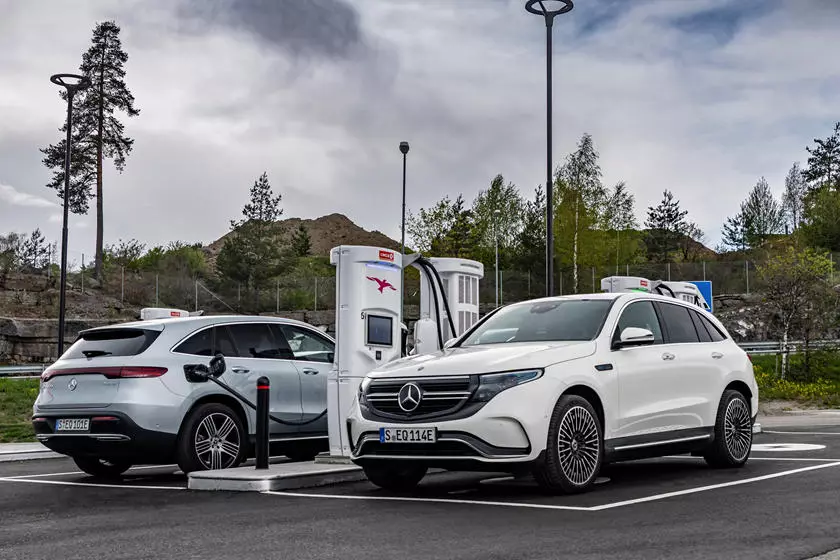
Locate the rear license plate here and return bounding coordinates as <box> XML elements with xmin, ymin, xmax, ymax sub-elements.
<box><xmin>55</xmin><ymin>418</ymin><xmax>90</xmax><ymax>432</ymax></box>
<box><xmin>379</xmin><ymin>427</ymin><xmax>436</xmax><ymax>443</ymax></box>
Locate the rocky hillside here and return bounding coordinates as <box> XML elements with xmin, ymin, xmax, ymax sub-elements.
<box><xmin>207</xmin><ymin>213</ymin><xmax>401</xmax><ymax>258</ymax></box>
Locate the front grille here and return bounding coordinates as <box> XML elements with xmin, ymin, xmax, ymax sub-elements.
<box><xmin>365</xmin><ymin>376</ymin><xmax>474</xmax><ymax>420</ymax></box>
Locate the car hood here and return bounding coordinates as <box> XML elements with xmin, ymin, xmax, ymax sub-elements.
<box><xmin>368</xmin><ymin>340</ymin><xmax>597</xmax><ymax>378</ymax></box>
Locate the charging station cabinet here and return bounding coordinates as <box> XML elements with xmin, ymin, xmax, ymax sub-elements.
<box><xmin>327</xmin><ymin>245</ymin><xmax>403</xmax><ymax>458</ymax></box>
<box><xmin>418</xmin><ymin>257</ymin><xmax>484</xmax><ymax>344</ymax></box>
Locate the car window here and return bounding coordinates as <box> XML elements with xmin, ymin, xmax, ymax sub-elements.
<box><xmin>173</xmin><ymin>328</ymin><xmax>213</xmax><ymax>356</ymax></box>
<box><xmin>657</xmin><ymin>303</ymin><xmax>700</xmax><ymax>344</ymax></box>
<box><xmin>460</xmin><ymin>299</ymin><xmax>613</xmax><ymax>346</ymax></box>
<box><xmin>213</xmin><ymin>326</ymin><xmax>238</xmax><ymax>357</ymax></box>
<box><xmin>226</xmin><ymin>323</ymin><xmax>294</xmax><ymax>359</ymax></box>
<box><xmin>689</xmin><ymin>310</ymin><xmax>712</xmax><ymax>343</ymax></box>
<box><xmin>699</xmin><ymin>314</ymin><xmax>727</xmax><ymax>342</ymax></box>
<box><xmin>64</xmin><ymin>328</ymin><xmax>161</xmax><ymax>359</ymax></box>
<box><xmin>277</xmin><ymin>325</ymin><xmax>334</xmax><ymax>363</ymax></box>
<box><xmin>613</xmin><ymin>301</ymin><xmax>663</xmax><ymax>345</ymax></box>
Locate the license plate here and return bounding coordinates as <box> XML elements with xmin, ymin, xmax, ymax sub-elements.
<box><xmin>55</xmin><ymin>418</ymin><xmax>90</xmax><ymax>432</ymax></box>
<box><xmin>379</xmin><ymin>427</ymin><xmax>436</xmax><ymax>443</ymax></box>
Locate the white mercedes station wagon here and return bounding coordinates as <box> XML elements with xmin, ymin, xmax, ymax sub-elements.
<box><xmin>347</xmin><ymin>292</ymin><xmax>758</xmax><ymax>494</ymax></box>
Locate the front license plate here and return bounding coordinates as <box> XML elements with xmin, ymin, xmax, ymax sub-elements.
<box><xmin>379</xmin><ymin>427</ymin><xmax>436</xmax><ymax>443</ymax></box>
<box><xmin>55</xmin><ymin>418</ymin><xmax>90</xmax><ymax>432</ymax></box>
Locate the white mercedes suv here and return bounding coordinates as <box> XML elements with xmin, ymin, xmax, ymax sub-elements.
<box><xmin>347</xmin><ymin>292</ymin><xmax>758</xmax><ymax>494</ymax></box>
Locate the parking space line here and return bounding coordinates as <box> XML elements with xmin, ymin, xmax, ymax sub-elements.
<box><xmin>664</xmin><ymin>455</ymin><xmax>840</xmax><ymax>462</ymax></box>
<box><xmin>0</xmin><ymin>477</ymin><xmax>184</xmax><ymax>490</ymax></box>
<box><xmin>1</xmin><ymin>464</ymin><xmax>179</xmax><ymax>480</ymax></box>
<box><xmin>763</xmin><ymin>431</ymin><xmax>840</xmax><ymax>436</ymax></box>
<box><xmin>589</xmin><ymin>461</ymin><xmax>840</xmax><ymax>511</ymax></box>
<box><xmin>264</xmin><ymin>490</ymin><xmax>594</xmax><ymax>511</ymax></box>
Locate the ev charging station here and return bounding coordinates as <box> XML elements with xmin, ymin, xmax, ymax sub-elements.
<box><xmin>414</xmin><ymin>257</ymin><xmax>484</xmax><ymax>355</ymax></box>
<box><xmin>325</xmin><ymin>246</ymin><xmax>484</xmax><ymax>459</ymax></box>
<box><xmin>601</xmin><ymin>275</ymin><xmax>712</xmax><ymax>312</ymax></box>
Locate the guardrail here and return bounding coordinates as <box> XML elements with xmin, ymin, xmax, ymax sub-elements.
<box><xmin>0</xmin><ymin>364</ymin><xmax>47</xmax><ymax>378</ymax></box>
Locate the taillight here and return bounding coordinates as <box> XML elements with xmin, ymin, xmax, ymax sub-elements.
<box><xmin>41</xmin><ymin>366</ymin><xmax>167</xmax><ymax>381</ymax></box>
<box><xmin>747</xmin><ymin>354</ymin><xmax>752</xmax><ymax>362</ymax></box>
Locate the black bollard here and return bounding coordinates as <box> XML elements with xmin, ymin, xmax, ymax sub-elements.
<box><xmin>256</xmin><ymin>376</ymin><xmax>270</xmax><ymax>470</ymax></box>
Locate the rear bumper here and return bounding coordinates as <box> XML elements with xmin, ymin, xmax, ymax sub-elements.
<box><xmin>31</xmin><ymin>411</ymin><xmax>177</xmax><ymax>463</ymax></box>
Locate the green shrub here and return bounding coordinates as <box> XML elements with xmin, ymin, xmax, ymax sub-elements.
<box><xmin>753</xmin><ymin>364</ymin><xmax>840</xmax><ymax>406</ymax></box>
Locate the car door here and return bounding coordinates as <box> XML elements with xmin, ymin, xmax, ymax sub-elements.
<box><xmin>651</xmin><ymin>302</ymin><xmax>711</xmax><ymax>431</ymax></box>
<box><xmin>224</xmin><ymin>323</ymin><xmax>303</xmax><ymax>437</ymax></box>
<box><xmin>610</xmin><ymin>300</ymin><xmax>674</xmax><ymax>439</ymax></box>
<box><xmin>689</xmin><ymin>308</ymin><xmax>732</xmax><ymax>423</ymax></box>
<box><xmin>274</xmin><ymin>324</ymin><xmax>333</xmax><ymax>437</ymax></box>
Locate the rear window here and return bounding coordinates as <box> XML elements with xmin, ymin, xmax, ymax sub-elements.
<box><xmin>62</xmin><ymin>328</ymin><xmax>161</xmax><ymax>359</ymax></box>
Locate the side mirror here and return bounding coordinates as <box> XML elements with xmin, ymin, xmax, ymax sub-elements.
<box><xmin>616</xmin><ymin>327</ymin><xmax>655</xmax><ymax>349</ymax></box>
<box><xmin>208</xmin><ymin>353</ymin><xmax>226</xmax><ymax>377</ymax></box>
<box><xmin>443</xmin><ymin>337</ymin><xmax>458</xmax><ymax>349</ymax></box>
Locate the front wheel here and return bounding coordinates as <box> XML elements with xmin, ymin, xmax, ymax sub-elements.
<box><xmin>533</xmin><ymin>394</ymin><xmax>604</xmax><ymax>494</ymax></box>
<box><xmin>704</xmin><ymin>390</ymin><xmax>752</xmax><ymax>468</ymax></box>
<box><xmin>73</xmin><ymin>457</ymin><xmax>132</xmax><ymax>479</ymax></box>
<box><xmin>176</xmin><ymin>403</ymin><xmax>246</xmax><ymax>474</ymax></box>
<box><xmin>363</xmin><ymin>463</ymin><xmax>427</xmax><ymax>491</ymax></box>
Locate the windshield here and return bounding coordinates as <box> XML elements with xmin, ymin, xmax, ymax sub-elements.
<box><xmin>460</xmin><ymin>299</ymin><xmax>613</xmax><ymax>346</ymax></box>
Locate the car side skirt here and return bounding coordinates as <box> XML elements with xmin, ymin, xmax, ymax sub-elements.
<box><xmin>604</xmin><ymin>427</ymin><xmax>714</xmax><ymax>463</ymax></box>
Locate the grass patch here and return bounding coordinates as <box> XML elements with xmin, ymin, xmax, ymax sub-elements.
<box><xmin>0</xmin><ymin>378</ymin><xmax>39</xmax><ymax>443</ymax></box>
<box><xmin>754</xmin><ymin>366</ymin><xmax>840</xmax><ymax>407</ymax></box>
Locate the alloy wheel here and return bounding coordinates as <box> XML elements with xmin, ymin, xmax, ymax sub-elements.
<box><xmin>194</xmin><ymin>412</ymin><xmax>241</xmax><ymax>470</ymax></box>
<box><xmin>724</xmin><ymin>397</ymin><xmax>752</xmax><ymax>461</ymax></box>
<box><xmin>557</xmin><ymin>405</ymin><xmax>600</xmax><ymax>486</ymax></box>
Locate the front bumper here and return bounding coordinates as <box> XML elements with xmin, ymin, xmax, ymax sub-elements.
<box><xmin>31</xmin><ymin>411</ymin><xmax>177</xmax><ymax>463</ymax></box>
<box><xmin>347</xmin><ymin>378</ymin><xmax>557</xmax><ymax>468</ymax></box>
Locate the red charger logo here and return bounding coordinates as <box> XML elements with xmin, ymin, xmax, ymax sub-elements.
<box><xmin>170</xmin><ymin>311</ymin><xmax>181</xmax><ymax>317</ymax></box>
<box><xmin>640</xmin><ymin>280</ymin><xmax>648</xmax><ymax>287</ymax></box>
<box><xmin>379</xmin><ymin>250</ymin><xmax>394</xmax><ymax>262</ymax></box>
<box><xmin>367</xmin><ymin>276</ymin><xmax>397</xmax><ymax>294</ymax></box>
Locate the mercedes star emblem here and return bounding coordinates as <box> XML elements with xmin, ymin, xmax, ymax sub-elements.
<box><xmin>397</xmin><ymin>382</ymin><xmax>422</xmax><ymax>412</ymax></box>
<box><xmin>68</xmin><ymin>378</ymin><xmax>78</xmax><ymax>391</ymax></box>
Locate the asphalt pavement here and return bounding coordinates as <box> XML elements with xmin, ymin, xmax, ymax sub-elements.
<box><xmin>1</xmin><ymin>427</ymin><xmax>839</xmax><ymax>560</ymax></box>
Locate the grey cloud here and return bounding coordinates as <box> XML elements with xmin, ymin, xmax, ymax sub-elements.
<box><xmin>177</xmin><ymin>0</ymin><xmax>368</xmax><ymax>59</ymax></box>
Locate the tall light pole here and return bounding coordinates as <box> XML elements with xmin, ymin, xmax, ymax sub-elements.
<box><xmin>50</xmin><ymin>73</ymin><xmax>90</xmax><ymax>358</ymax></box>
<box><xmin>525</xmin><ymin>0</ymin><xmax>574</xmax><ymax>297</ymax></box>
<box><xmin>494</xmin><ymin>209</ymin><xmax>501</xmax><ymax>308</ymax></box>
<box><xmin>399</xmin><ymin>141</ymin><xmax>410</xmax><ymax>322</ymax></box>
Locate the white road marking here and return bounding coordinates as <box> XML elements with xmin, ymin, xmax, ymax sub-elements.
<box><xmin>1</xmin><ymin>464</ymin><xmax>180</xmax><ymax>480</ymax></box>
<box><xmin>264</xmin><ymin>490</ymin><xmax>593</xmax><ymax>511</ymax></box>
<box><xmin>589</xmin><ymin>461</ymin><xmax>840</xmax><ymax>511</ymax></box>
<box><xmin>265</xmin><ymin>461</ymin><xmax>840</xmax><ymax>512</ymax></box>
<box><xmin>763</xmin><ymin>431</ymin><xmax>840</xmax><ymax>436</ymax></box>
<box><xmin>0</xmin><ymin>477</ymin><xmax>184</xmax><ymax>490</ymax></box>
<box><xmin>663</xmin><ymin>455</ymin><xmax>840</xmax><ymax>462</ymax></box>
<box><xmin>751</xmin><ymin>443</ymin><xmax>826</xmax><ymax>452</ymax></box>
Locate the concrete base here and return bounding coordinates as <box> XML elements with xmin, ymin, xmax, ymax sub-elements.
<box><xmin>188</xmin><ymin>461</ymin><xmax>366</xmax><ymax>492</ymax></box>
<box><xmin>0</xmin><ymin>443</ymin><xmax>63</xmax><ymax>463</ymax></box>
<box><xmin>313</xmin><ymin>453</ymin><xmax>354</xmax><ymax>465</ymax></box>
<box><xmin>753</xmin><ymin>422</ymin><xmax>762</xmax><ymax>434</ymax></box>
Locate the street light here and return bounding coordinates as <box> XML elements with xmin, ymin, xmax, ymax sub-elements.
<box><xmin>50</xmin><ymin>73</ymin><xmax>90</xmax><ymax>358</ymax></box>
<box><xmin>494</xmin><ymin>209</ymin><xmax>501</xmax><ymax>308</ymax></box>
<box><xmin>525</xmin><ymin>0</ymin><xmax>574</xmax><ymax>297</ymax></box>
<box><xmin>399</xmin><ymin>141</ymin><xmax>409</xmax><ymax>322</ymax></box>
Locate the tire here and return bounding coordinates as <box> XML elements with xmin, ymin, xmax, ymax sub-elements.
<box><xmin>533</xmin><ymin>394</ymin><xmax>604</xmax><ymax>494</ymax></box>
<box><xmin>363</xmin><ymin>463</ymin><xmax>427</xmax><ymax>491</ymax></box>
<box><xmin>704</xmin><ymin>389</ymin><xmax>752</xmax><ymax>468</ymax></box>
<box><xmin>176</xmin><ymin>403</ymin><xmax>246</xmax><ymax>474</ymax></box>
<box><xmin>73</xmin><ymin>456</ymin><xmax>132</xmax><ymax>479</ymax></box>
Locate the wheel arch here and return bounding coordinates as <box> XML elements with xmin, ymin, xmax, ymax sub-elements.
<box><xmin>724</xmin><ymin>380</ymin><xmax>753</xmax><ymax>412</ymax></box>
<box><xmin>560</xmin><ymin>384</ymin><xmax>605</xmax><ymax>432</ymax></box>
<box><xmin>179</xmin><ymin>393</ymin><xmax>251</xmax><ymax>440</ymax></box>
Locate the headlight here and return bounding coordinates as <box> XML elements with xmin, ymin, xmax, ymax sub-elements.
<box><xmin>470</xmin><ymin>369</ymin><xmax>543</xmax><ymax>403</ymax></box>
<box><xmin>358</xmin><ymin>376</ymin><xmax>373</xmax><ymax>404</ymax></box>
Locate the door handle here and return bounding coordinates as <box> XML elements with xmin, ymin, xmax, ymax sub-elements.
<box><xmin>711</xmin><ymin>352</ymin><xmax>724</xmax><ymax>359</ymax></box>
<box><xmin>302</xmin><ymin>368</ymin><xmax>319</xmax><ymax>375</ymax></box>
<box><xmin>661</xmin><ymin>352</ymin><xmax>675</xmax><ymax>361</ymax></box>
<box><xmin>231</xmin><ymin>367</ymin><xmax>250</xmax><ymax>374</ymax></box>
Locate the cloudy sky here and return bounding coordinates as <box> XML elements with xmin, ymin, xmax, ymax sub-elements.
<box><xmin>1</xmin><ymin>0</ymin><xmax>839</xmax><ymax>265</ymax></box>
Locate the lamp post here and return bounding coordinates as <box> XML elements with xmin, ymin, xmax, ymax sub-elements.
<box><xmin>525</xmin><ymin>0</ymin><xmax>574</xmax><ymax>297</ymax></box>
<box><xmin>399</xmin><ymin>141</ymin><xmax>409</xmax><ymax>322</ymax></box>
<box><xmin>494</xmin><ymin>209</ymin><xmax>501</xmax><ymax>308</ymax></box>
<box><xmin>50</xmin><ymin>73</ymin><xmax>90</xmax><ymax>358</ymax></box>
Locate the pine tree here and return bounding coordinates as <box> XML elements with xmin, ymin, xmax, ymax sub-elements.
<box><xmin>741</xmin><ymin>176</ymin><xmax>784</xmax><ymax>247</ymax></box>
<box><xmin>644</xmin><ymin>190</ymin><xmax>687</xmax><ymax>262</ymax></box>
<box><xmin>217</xmin><ymin>172</ymin><xmax>285</xmax><ymax>311</ymax></box>
<box><xmin>21</xmin><ymin>229</ymin><xmax>49</xmax><ymax>270</ymax></box>
<box><xmin>40</xmin><ymin>21</ymin><xmax>140</xmax><ymax>280</ymax></box>
<box><xmin>804</xmin><ymin>122</ymin><xmax>840</xmax><ymax>191</ymax></box>
<box><xmin>515</xmin><ymin>186</ymin><xmax>546</xmax><ymax>288</ymax></box>
<box><xmin>783</xmin><ymin>162</ymin><xmax>807</xmax><ymax>231</ymax></box>
<box><xmin>721</xmin><ymin>212</ymin><xmax>748</xmax><ymax>252</ymax></box>
<box><xmin>291</xmin><ymin>224</ymin><xmax>311</xmax><ymax>257</ymax></box>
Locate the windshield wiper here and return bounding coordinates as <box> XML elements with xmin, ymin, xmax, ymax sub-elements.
<box><xmin>81</xmin><ymin>350</ymin><xmax>112</xmax><ymax>358</ymax></box>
